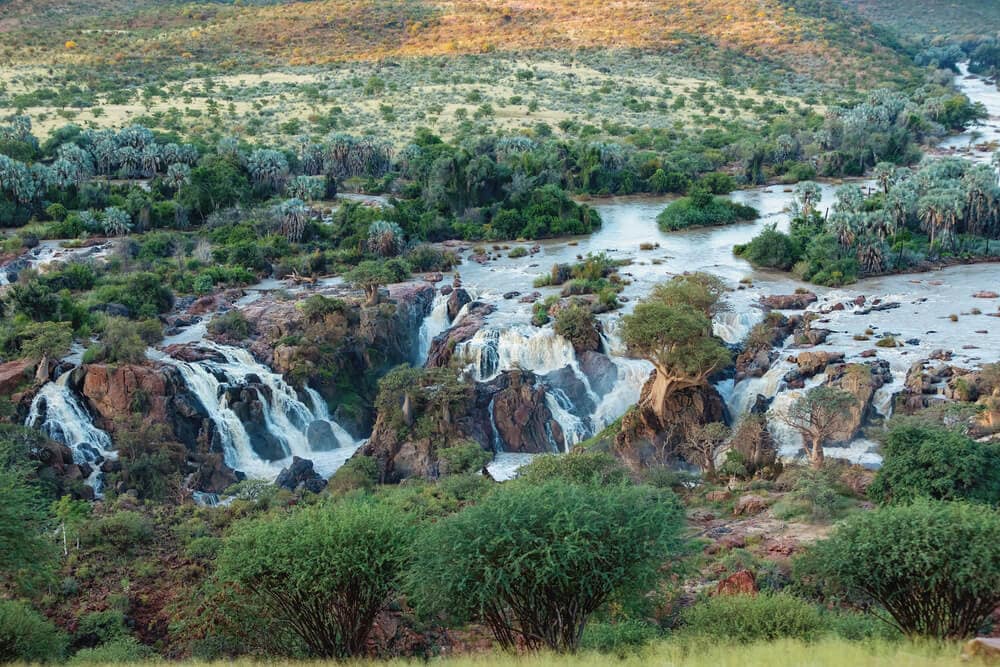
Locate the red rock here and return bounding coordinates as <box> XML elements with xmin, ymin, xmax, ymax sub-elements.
<box><xmin>761</xmin><ymin>292</ymin><xmax>817</xmax><ymax>310</ymax></box>
<box><xmin>734</xmin><ymin>494</ymin><xmax>769</xmax><ymax>516</ymax></box>
<box><xmin>0</xmin><ymin>359</ymin><xmax>32</xmax><ymax>395</ymax></box>
<box><xmin>764</xmin><ymin>538</ymin><xmax>798</xmax><ymax>558</ymax></box>
<box><xmin>963</xmin><ymin>638</ymin><xmax>1000</xmax><ymax>660</ymax></box>
<box><xmin>715</xmin><ymin>570</ymin><xmax>757</xmax><ymax>596</ymax></box>
<box><xmin>706</xmin><ymin>490</ymin><xmax>731</xmax><ymax>502</ymax></box>
<box><xmin>973</xmin><ymin>291</ymin><xmax>999</xmax><ymax>299</ymax></box>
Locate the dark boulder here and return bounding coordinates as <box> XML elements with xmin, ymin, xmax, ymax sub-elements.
<box><xmin>274</xmin><ymin>456</ymin><xmax>327</xmax><ymax>493</ymax></box>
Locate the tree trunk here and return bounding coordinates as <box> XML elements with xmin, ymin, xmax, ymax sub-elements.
<box><xmin>808</xmin><ymin>434</ymin><xmax>824</xmax><ymax>469</ymax></box>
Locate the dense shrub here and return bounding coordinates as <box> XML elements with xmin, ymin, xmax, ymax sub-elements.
<box><xmin>0</xmin><ymin>599</ymin><xmax>67</xmax><ymax>663</ymax></box>
<box><xmin>216</xmin><ymin>500</ymin><xmax>413</xmax><ymax>658</ymax></box>
<box><xmin>208</xmin><ymin>310</ymin><xmax>251</xmax><ymax>339</ymax></box>
<box><xmin>410</xmin><ymin>480</ymin><xmax>683</xmax><ymax>652</ymax></box>
<box><xmin>580</xmin><ymin>619</ymin><xmax>659</xmax><ymax>656</ymax></box>
<box><xmin>516</xmin><ymin>451</ymin><xmax>632</xmax><ymax>487</ymax></box>
<box><xmin>437</xmin><ymin>442</ymin><xmax>492</xmax><ymax>475</ymax></box>
<box><xmin>680</xmin><ymin>593</ymin><xmax>823</xmax><ymax>643</ymax></box>
<box><xmin>69</xmin><ymin>637</ymin><xmax>155</xmax><ymax>664</ymax></box>
<box><xmin>868</xmin><ymin>424</ymin><xmax>1000</xmax><ymax>505</ymax></box>
<box><xmin>553</xmin><ymin>303</ymin><xmax>601</xmax><ymax>352</ymax></box>
<box><xmin>81</xmin><ymin>511</ymin><xmax>153</xmax><ymax>554</ymax></box>
<box><xmin>797</xmin><ymin>499</ymin><xmax>1000</xmax><ymax>638</ymax></box>
<box><xmin>734</xmin><ymin>223</ymin><xmax>800</xmax><ymax>270</ymax></box>
<box><xmin>657</xmin><ymin>190</ymin><xmax>757</xmax><ymax>231</ymax></box>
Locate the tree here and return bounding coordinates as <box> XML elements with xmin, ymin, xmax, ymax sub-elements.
<box><xmin>797</xmin><ymin>499</ymin><xmax>1000</xmax><ymax>639</ymax></box>
<box><xmin>681</xmin><ymin>422</ymin><xmax>729</xmax><ymax>479</ymax></box>
<box><xmin>780</xmin><ymin>386</ymin><xmax>856</xmax><ymax>468</ymax></box>
<box><xmin>409</xmin><ymin>481</ymin><xmax>683</xmax><ymax>652</ymax></box>
<box><xmin>275</xmin><ymin>198</ymin><xmax>310</xmax><ymax>243</ymax></box>
<box><xmin>0</xmin><ymin>599</ymin><xmax>68</xmax><ymax>663</ymax></box>
<box><xmin>101</xmin><ymin>206</ymin><xmax>132</xmax><ymax>237</ymax></box>
<box><xmin>366</xmin><ymin>220</ymin><xmax>405</xmax><ymax>258</ymax></box>
<box><xmin>216</xmin><ymin>500</ymin><xmax>413</xmax><ymax>658</ymax></box>
<box><xmin>791</xmin><ymin>181</ymin><xmax>822</xmax><ymax>219</ymax></box>
<box><xmin>343</xmin><ymin>260</ymin><xmax>400</xmax><ymax>306</ymax></box>
<box><xmin>620</xmin><ymin>275</ymin><xmax>731</xmax><ymax>419</ymax></box>
<box><xmin>867</xmin><ymin>424</ymin><xmax>1000</xmax><ymax>506</ymax></box>
<box><xmin>51</xmin><ymin>494</ymin><xmax>91</xmax><ymax>556</ymax></box>
<box><xmin>0</xmin><ymin>468</ymin><xmax>56</xmax><ymax>594</ymax></box>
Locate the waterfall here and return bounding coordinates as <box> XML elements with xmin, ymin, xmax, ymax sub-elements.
<box><xmin>457</xmin><ymin>325</ymin><xmax>580</xmax><ymax>382</ymax></box>
<box><xmin>153</xmin><ymin>342</ymin><xmax>361</xmax><ymax>479</ymax></box>
<box><xmin>591</xmin><ymin>358</ymin><xmax>651</xmax><ymax>428</ymax></box>
<box><xmin>418</xmin><ymin>292</ymin><xmax>451</xmax><ymax>362</ymax></box>
<box><xmin>26</xmin><ymin>371</ymin><xmax>115</xmax><ymax>492</ymax></box>
<box><xmin>713</xmin><ymin>309</ymin><xmax>765</xmax><ymax>345</ymax></box>
<box><xmin>545</xmin><ymin>388</ymin><xmax>589</xmax><ymax>451</ymax></box>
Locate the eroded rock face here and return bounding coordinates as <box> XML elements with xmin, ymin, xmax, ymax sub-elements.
<box><xmin>360</xmin><ymin>369</ymin><xmax>563</xmax><ymax>482</ymax></box>
<box><xmin>489</xmin><ymin>371</ymin><xmax>565</xmax><ymax>454</ymax></box>
<box><xmin>613</xmin><ymin>374</ymin><xmax>726</xmax><ymax>471</ymax></box>
<box><xmin>0</xmin><ymin>359</ymin><xmax>33</xmax><ymax>395</ymax></box>
<box><xmin>447</xmin><ymin>287</ymin><xmax>472</xmax><ymax>320</ymax></box>
<box><xmin>425</xmin><ymin>302</ymin><xmax>496</xmax><ymax>368</ymax></box>
<box><xmin>795</xmin><ymin>351</ymin><xmax>845</xmax><ymax>378</ymax></box>
<box><xmin>824</xmin><ymin>361</ymin><xmax>891</xmax><ymax>442</ymax></box>
<box><xmin>761</xmin><ymin>292</ymin><xmax>817</xmax><ymax>310</ymax></box>
<box><xmin>275</xmin><ymin>456</ymin><xmax>327</xmax><ymax>494</ymax></box>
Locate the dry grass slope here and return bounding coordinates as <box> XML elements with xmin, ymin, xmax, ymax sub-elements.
<box><xmin>0</xmin><ymin>0</ymin><xmax>908</xmax><ymax>86</ymax></box>
<box><xmin>841</xmin><ymin>0</ymin><xmax>1000</xmax><ymax>39</ymax></box>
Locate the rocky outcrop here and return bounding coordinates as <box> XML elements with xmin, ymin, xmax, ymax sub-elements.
<box><xmin>425</xmin><ymin>302</ymin><xmax>496</xmax><ymax>368</ymax></box>
<box><xmin>716</xmin><ymin>570</ymin><xmax>758</xmax><ymax>596</ymax></box>
<box><xmin>613</xmin><ymin>374</ymin><xmax>726</xmax><ymax>471</ymax></box>
<box><xmin>578</xmin><ymin>350</ymin><xmax>618</xmax><ymax>398</ymax></box>
<box><xmin>360</xmin><ymin>369</ymin><xmax>563</xmax><ymax>482</ymax></box>
<box><xmin>825</xmin><ymin>361</ymin><xmax>891</xmax><ymax>442</ymax></box>
<box><xmin>447</xmin><ymin>287</ymin><xmax>472</xmax><ymax>320</ymax></box>
<box><xmin>275</xmin><ymin>456</ymin><xmax>327</xmax><ymax>493</ymax></box>
<box><xmin>0</xmin><ymin>359</ymin><xmax>33</xmax><ymax>395</ymax></box>
<box><xmin>795</xmin><ymin>351</ymin><xmax>845</xmax><ymax>378</ymax></box>
<box><xmin>734</xmin><ymin>494</ymin><xmax>769</xmax><ymax>516</ymax></box>
<box><xmin>487</xmin><ymin>370</ymin><xmax>565</xmax><ymax>454</ymax></box>
<box><xmin>761</xmin><ymin>292</ymin><xmax>817</xmax><ymax>310</ymax></box>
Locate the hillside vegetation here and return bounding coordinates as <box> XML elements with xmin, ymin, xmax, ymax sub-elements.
<box><xmin>0</xmin><ymin>0</ymin><xmax>913</xmax><ymax>86</ymax></box>
<box><xmin>841</xmin><ymin>0</ymin><xmax>1000</xmax><ymax>39</ymax></box>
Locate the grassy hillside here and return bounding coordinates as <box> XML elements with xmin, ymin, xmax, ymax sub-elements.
<box><xmin>0</xmin><ymin>0</ymin><xmax>913</xmax><ymax>87</ymax></box>
<box><xmin>841</xmin><ymin>0</ymin><xmax>1000</xmax><ymax>39</ymax></box>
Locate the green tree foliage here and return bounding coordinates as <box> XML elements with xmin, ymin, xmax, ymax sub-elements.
<box><xmin>657</xmin><ymin>186</ymin><xmax>757</xmax><ymax>231</ymax></box>
<box><xmin>409</xmin><ymin>481</ymin><xmax>684</xmax><ymax>652</ymax></box>
<box><xmin>437</xmin><ymin>442</ymin><xmax>492</xmax><ymax>475</ymax></box>
<box><xmin>734</xmin><ymin>223</ymin><xmax>801</xmax><ymax>270</ymax></box>
<box><xmin>868</xmin><ymin>424</ymin><xmax>1000</xmax><ymax>505</ymax></box>
<box><xmin>0</xmin><ymin>599</ymin><xmax>67</xmax><ymax>663</ymax></box>
<box><xmin>553</xmin><ymin>303</ymin><xmax>600</xmax><ymax>352</ymax></box>
<box><xmin>621</xmin><ymin>274</ymin><xmax>731</xmax><ymax>405</ymax></box>
<box><xmin>216</xmin><ymin>500</ymin><xmax>413</xmax><ymax>658</ymax></box>
<box><xmin>343</xmin><ymin>259</ymin><xmax>408</xmax><ymax>305</ymax></box>
<box><xmin>515</xmin><ymin>450</ymin><xmax>632</xmax><ymax>487</ymax></box>
<box><xmin>797</xmin><ymin>499</ymin><xmax>1000</xmax><ymax>639</ymax></box>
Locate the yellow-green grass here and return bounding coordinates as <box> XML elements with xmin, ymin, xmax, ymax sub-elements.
<box><xmin>55</xmin><ymin>639</ymin><xmax>982</xmax><ymax>667</ymax></box>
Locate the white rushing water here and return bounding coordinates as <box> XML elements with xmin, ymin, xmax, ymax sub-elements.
<box><xmin>26</xmin><ymin>371</ymin><xmax>116</xmax><ymax>492</ymax></box>
<box><xmin>152</xmin><ymin>341</ymin><xmax>362</xmax><ymax>480</ymax></box>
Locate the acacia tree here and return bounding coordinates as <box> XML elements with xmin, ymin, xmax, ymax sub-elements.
<box><xmin>216</xmin><ymin>500</ymin><xmax>413</xmax><ymax>658</ymax></box>
<box><xmin>344</xmin><ymin>260</ymin><xmax>400</xmax><ymax>306</ymax></box>
<box><xmin>409</xmin><ymin>481</ymin><xmax>684</xmax><ymax>653</ymax></box>
<box><xmin>681</xmin><ymin>421</ymin><xmax>730</xmax><ymax>480</ymax></box>
<box><xmin>620</xmin><ymin>274</ymin><xmax>731</xmax><ymax>421</ymax></box>
<box><xmin>781</xmin><ymin>386</ymin><xmax>856</xmax><ymax>468</ymax></box>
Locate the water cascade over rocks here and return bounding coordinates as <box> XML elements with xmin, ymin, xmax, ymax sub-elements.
<box><xmin>152</xmin><ymin>341</ymin><xmax>361</xmax><ymax>480</ymax></box>
<box><xmin>26</xmin><ymin>371</ymin><xmax>116</xmax><ymax>492</ymax></box>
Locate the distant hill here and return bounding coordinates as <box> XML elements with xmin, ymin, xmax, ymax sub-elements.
<box><xmin>0</xmin><ymin>0</ymin><xmax>914</xmax><ymax>87</ymax></box>
<box><xmin>840</xmin><ymin>0</ymin><xmax>1000</xmax><ymax>40</ymax></box>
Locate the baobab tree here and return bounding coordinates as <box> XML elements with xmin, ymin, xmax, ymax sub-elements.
<box><xmin>620</xmin><ymin>273</ymin><xmax>731</xmax><ymax>422</ymax></box>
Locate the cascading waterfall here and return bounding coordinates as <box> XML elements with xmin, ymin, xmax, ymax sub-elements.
<box><xmin>153</xmin><ymin>341</ymin><xmax>361</xmax><ymax>479</ymax></box>
<box><xmin>458</xmin><ymin>325</ymin><xmax>580</xmax><ymax>382</ymax></box>
<box><xmin>713</xmin><ymin>309</ymin><xmax>765</xmax><ymax>345</ymax></box>
<box><xmin>417</xmin><ymin>291</ymin><xmax>452</xmax><ymax>362</ymax></box>
<box><xmin>26</xmin><ymin>371</ymin><xmax>115</xmax><ymax>492</ymax></box>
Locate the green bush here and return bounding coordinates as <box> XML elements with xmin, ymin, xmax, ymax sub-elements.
<box><xmin>75</xmin><ymin>610</ymin><xmax>129</xmax><ymax>646</ymax></box>
<box><xmin>208</xmin><ymin>310</ymin><xmax>251</xmax><ymax>339</ymax></box>
<box><xmin>735</xmin><ymin>223</ymin><xmax>801</xmax><ymax>270</ymax></box>
<box><xmin>868</xmin><ymin>424</ymin><xmax>1000</xmax><ymax>506</ymax></box>
<box><xmin>516</xmin><ymin>451</ymin><xmax>632</xmax><ymax>487</ymax></box>
<box><xmin>437</xmin><ymin>442</ymin><xmax>491</xmax><ymax>475</ymax></box>
<box><xmin>69</xmin><ymin>637</ymin><xmax>155</xmax><ymax>664</ymax></box>
<box><xmin>580</xmin><ymin>619</ymin><xmax>659</xmax><ymax>656</ymax></box>
<box><xmin>796</xmin><ymin>499</ymin><xmax>1000</xmax><ymax>638</ymax></box>
<box><xmin>409</xmin><ymin>480</ymin><xmax>683</xmax><ymax>652</ymax></box>
<box><xmin>680</xmin><ymin>593</ymin><xmax>823</xmax><ymax>643</ymax></box>
<box><xmin>217</xmin><ymin>499</ymin><xmax>413</xmax><ymax>658</ymax></box>
<box><xmin>0</xmin><ymin>599</ymin><xmax>67</xmax><ymax>663</ymax></box>
<box><xmin>82</xmin><ymin>511</ymin><xmax>153</xmax><ymax>554</ymax></box>
<box><xmin>553</xmin><ymin>303</ymin><xmax>601</xmax><ymax>351</ymax></box>
<box><xmin>657</xmin><ymin>191</ymin><xmax>757</xmax><ymax>231</ymax></box>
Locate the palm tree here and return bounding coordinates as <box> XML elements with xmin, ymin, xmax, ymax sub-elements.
<box><xmin>248</xmin><ymin>149</ymin><xmax>289</xmax><ymax>190</ymax></box>
<box><xmin>102</xmin><ymin>207</ymin><xmax>132</xmax><ymax>237</ymax></box>
<box><xmin>165</xmin><ymin>163</ymin><xmax>191</xmax><ymax>192</ymax></box>
<box><xmin>792</xmin><ymin>181</ymin><xmax>823</xmax><ymax>219</ymax></box>
<box><xmin>873</xmin><ymin>162</ymin><xmax>897</xmax><ymax>194</ymax></box>
<box><xmin>963</xmin><ymin>164</ymin><xmax>1000</xmax><ymax>237</ymax></box>
<box><xmin>919</xmin><ymin>189</ymin><xmax>964</xmax><ymax>248</ymax></box>
<box><xmin>276</xmin><ymin>198</ymin><xmax>309</xmax><ymax>243</ymax></box>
